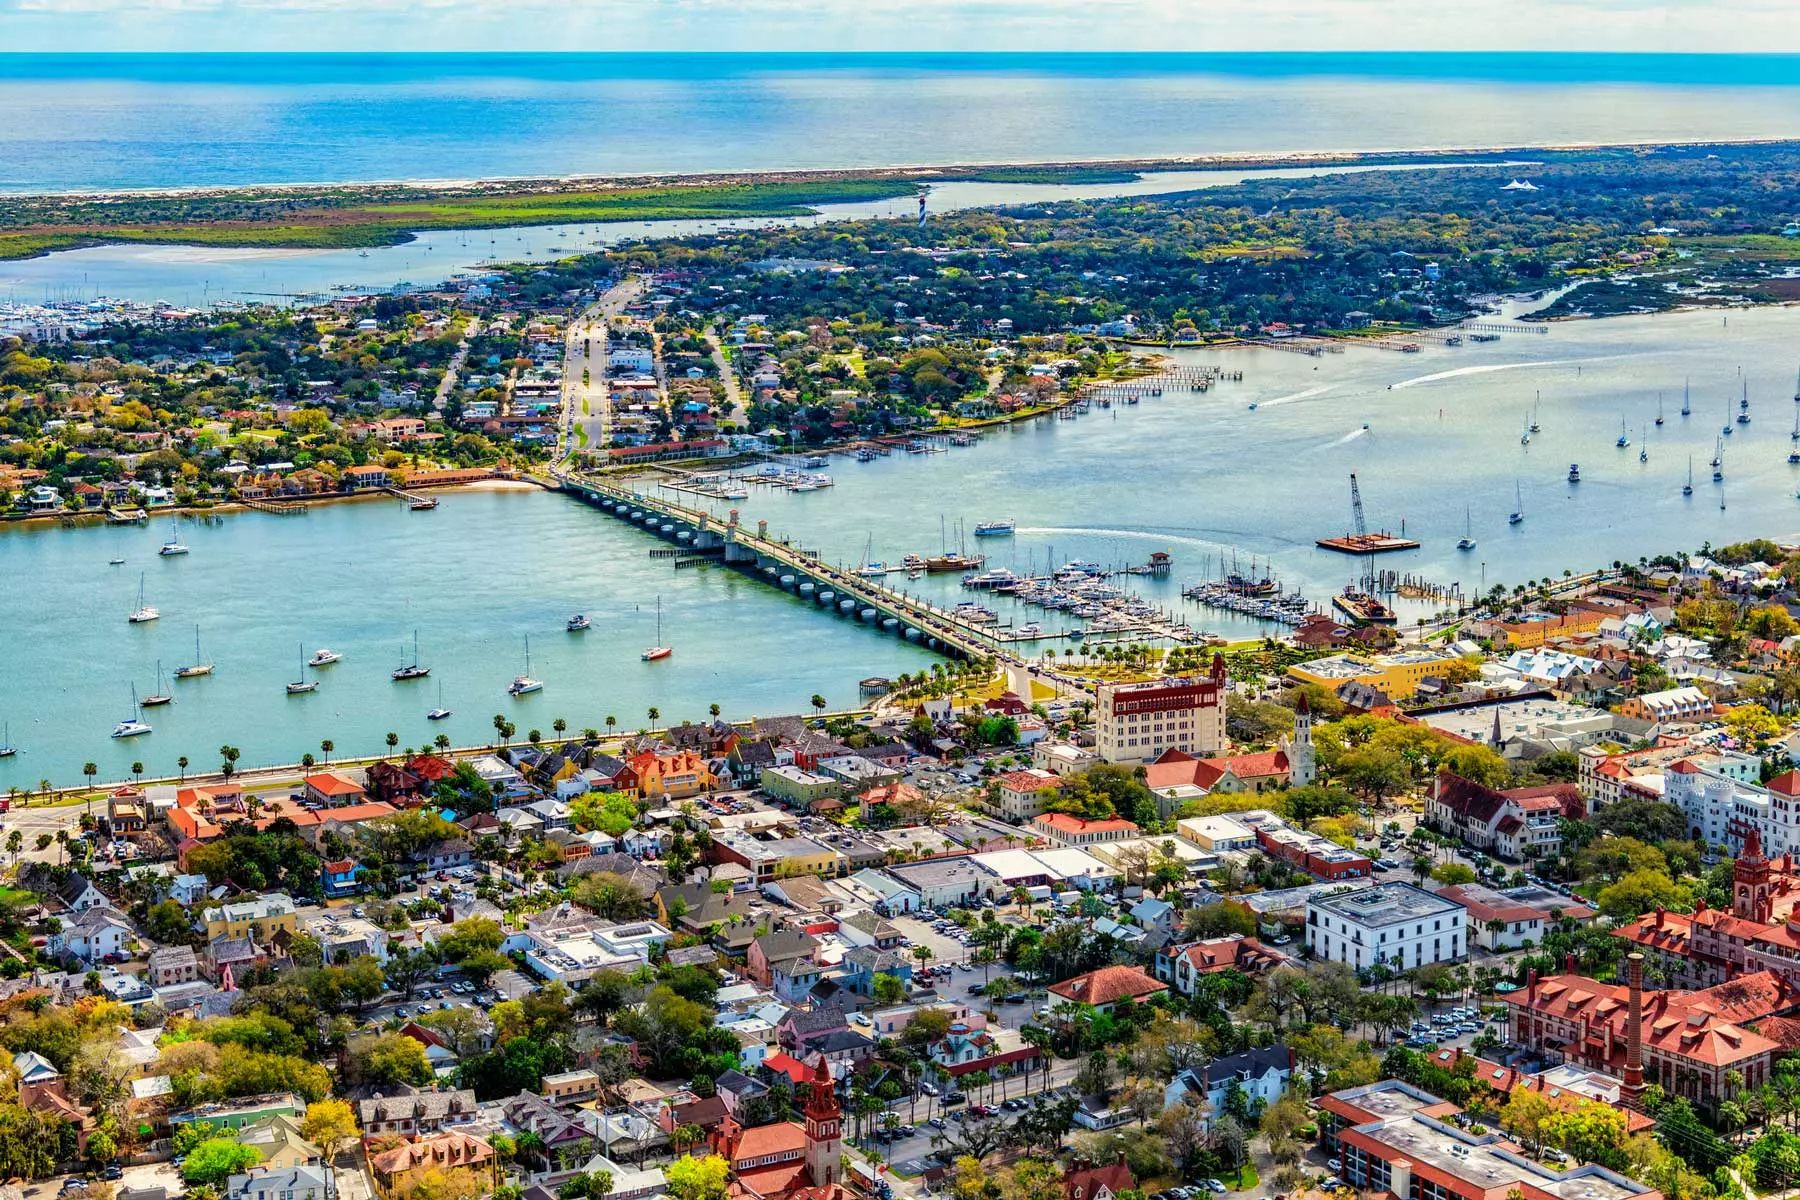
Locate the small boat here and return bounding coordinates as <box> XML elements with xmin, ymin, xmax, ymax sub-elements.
<box><xmin>1509</xmin><ymin>482</ymin><xmax>1525</xmax><ymax>525</ymax></box>
<box><xmin>108</xmin><ymin>558</ymin><xmax>125</xmax><ymax>566</ymax></box>
<box><xmin>409</xmin><ymin>496</ymin><xmax>439</xmax><ymax>511</ymax></box>
<box><xmin>1711</xmin><ymin>436</ymin><xmax>1724</xmax><ymax>469</ymax></box>
<box><xmin>804</xmin><ymin>456</ymin><xmax>829</xmax><ymax>468</ymax></box>
<box><xmin>973</xmin><ymin>519</ymin><xmax>1016</xmax><ymax>537</ymax></box>
<box><xmin>127</xmin><ymin>572</ymin><xmax>159</xmax><ymax>624</ymax></box>
<box><xmin>566</xmin><ymin>614</ymin><xmax>591</xmax><ymax>632</ymax></box>
<box><xmin>142</xmin><ymin>660</ymin><xmax>173</xmax><ymax>707</ymax></box>
<box><xmin>0</xmin><ymin>723</ymin><xmax>15</xmax><ymax>758</ymax></box>
<box><xmin>1655</xmin><ymin>395</ymin><xmax>1665</xmax><ymax>427</ymax></box>
<box><xmin>1639</xmin><ymin>436</ymin><xmax>1648</xmax><ymax>464</ymax></box>
<box><xmin>1456</xmin><ymin>507</ymin><xmax>1476</xmax><ymax>551</ymax></box>
<box><xmin>508</xmin><ymin>635</ymin><xmax>543</xmax><ymax>696</ymax></box>
<box><xmin>393</xmin><ymin>629</ymin><xmax>430</xmax><ymax>681</ymax></box>
<box><xmin>1683</xmin><ymin>456</ymin><xmax>1694</xmax><ymax>497</ymax></box>
<box><xmin>308</xmin><ymin>648</ymin><xmax>342</xmax><ymax>667</ymax></box>
<box><xmin>112</xmin><ymin>685</ymin><xmax>152</xmax><ymax>738</ymax></box>
<box><xmin>158</xmin><ymin>520</ymin><xmax>188</xmax><ymax>556</ymax></box>
<box><xmin>1530</xmin><ymin>392</ymin><xmax>1542</xmax><ymax>434</ymax></box>
<box><xmin>175</xmin><ymin>624</ymin><xmax>213</xmax><ymax>678</ymax></box>
<box><xmin>427</xmin><ymin>680</ymin><xmax>452</xmax><ymax>721</ymax></box>
<box><xmin>287</xmin><ymin>644</ymin><xmax>318</xmax><ymax>694</ymax></box>
<box><xmin>1714</xmin><ymin>441</ymin><xmax>1726</xmax><ymax>482</ymax></box>
<box><xmin>642</xmin><ymin>596</ymin><xmax>672</xmax><ymax>662</ymax></box>
<box><xmin>1566</xmin><ymin>463</ymin><xmax>1580</xmax><ymax>484</ymax></box>
<box><xmin>1615</xmin><ymin>417</ymin><xmax>1630</xmax><ymax>449</ymax></box>
<box><xmin>1681</xmin><ymin>380</ymin><xmax>1691</xmax><ymax>417</ymax></box>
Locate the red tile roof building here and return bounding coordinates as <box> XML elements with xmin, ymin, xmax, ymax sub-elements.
<box><xmin>1614</xmin><ymin>829</ymin><xmax>1800</xmax><ymax>988</ymax></box>
<box><xmin>1047</xmin><ymin>964</ymin><xmax>1168</xmax><ymax>1011</ymax></box>
<box><xmin>1029</xmin><ymin>812</ymin><xmax>1140</xmax><ymax>846</ymax></box>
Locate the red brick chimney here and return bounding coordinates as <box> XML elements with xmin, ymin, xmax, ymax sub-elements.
<box><xmin>1622</xmin><ymin>953</ymin><xmax>1645</xmax><ymax>1099</ymax></box>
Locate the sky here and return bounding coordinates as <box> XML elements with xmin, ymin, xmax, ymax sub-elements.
<box><xmin>1</xmin><ymin>0</ymin><xmax>1798</xmax><ymax>54</ymax></box>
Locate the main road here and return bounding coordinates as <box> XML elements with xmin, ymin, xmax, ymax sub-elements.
<box><xmin>559</xmin><ymin>277</ymin><xmax>644</xmax><ymax>463</ymax></box>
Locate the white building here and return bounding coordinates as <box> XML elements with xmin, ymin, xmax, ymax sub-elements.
<box><xmin>1665</xmin><ymin>758</ymin><xmax>1800</xmax><ymax>855</ymax></box>
<box><xmin>1094</xmin><ymin>660</ymin><xmax>1229</xmax><ymax>765</ymax></box>
<box><xmin>1306</xmin><ymin>882</ymin><xmax>1466</xmax><ymax>972</ymax></box>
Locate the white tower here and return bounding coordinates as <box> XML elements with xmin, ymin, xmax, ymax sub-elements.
<box><xmin>1287</xmin><ymin>692</ymin><xmax>1317</xmax><ymax>787</ymax></box>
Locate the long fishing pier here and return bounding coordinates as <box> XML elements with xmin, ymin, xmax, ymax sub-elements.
<box><xmin>556</xmin><ymin>474</ymin><xmax>1000</xmax><ymax>662</ymax></box>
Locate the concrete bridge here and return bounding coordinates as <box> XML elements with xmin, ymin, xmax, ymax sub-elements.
<box><xmin>556</xmin><ymin>474</ymin><xmax>1005</xmax><ymax>663</ymax></box>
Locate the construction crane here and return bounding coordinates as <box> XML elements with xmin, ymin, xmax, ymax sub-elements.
<box><xmin>1348</xmin><ymin>473</ymin><xmax>1368</xmax><ymax>538</ymax></box>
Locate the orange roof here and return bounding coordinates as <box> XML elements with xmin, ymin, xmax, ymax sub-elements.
<box><xmin>1198</xmin><ymin>750</ymin><xmax>1291</xmax><ymax>780</ymax></box>
<box><xmin>318</xmin><ymin>802</ymin><xmax>399</xmax><ymax>824</ymax></box>
<box><xmin>305</xmin><ymin>771</ymin><xmax>365</xmax><ymax>797</ymax></box>
<box><xmin>1506</xmin><ymin>972</ymin><xmax>1778</xmax><ymax>1067</ymax></box>
<box><xmin>1668</xmin><ymin>758</ymin><xmax>1702</xmax><ymax>774</ymax></box>
<box><xmin>1770</xmin><ymin>770</ymin><xmax>1800</xmax><ymax>797</ymax></box>
<box><xmin>1033</xmin><ymin>812</ymin><xmax>1139</xmax><ymax>836</ymax></box>
<box><xmin>167</xmin><ymin>807</ymin><xmax>222</xmax><ymax>842</ymax></box>
<box><xmin>731</xmin><ymin>1121</ymin><xmax>806</xmax><ymax>1162</ymax></box>
<box><xmin>1048</xmin><ymin>964</ymin><xmax>1168</xmax><ymax>1006</ymax></box>
<box><xmin>995</xmin><ymin>770</ymin><xmax>1060</xmax><ymax>793</ymax></box>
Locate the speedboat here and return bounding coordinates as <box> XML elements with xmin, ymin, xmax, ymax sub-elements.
<box><xmin>566</xmin><ymin>614</ymin><xmax>592</xmax><ymax>632</ymax></box>
<box><xmin>1567</xmin><ymin>463</ymin><xmax>1581</xmax><ymax>483</ymax></box>
<box><xmin>308</xmin><ymin>649</ymin><xmax>342</xmax><ymax>667</ymax></box>
<box><xmin>111</xmin><ymin>718</ymin><xmax>152</xmax><ymax>739</ymax></box>
<box><xmin>973</xmin><ymin>519</ymin><xmax>1016</xmax><ymax>537</ymax></box>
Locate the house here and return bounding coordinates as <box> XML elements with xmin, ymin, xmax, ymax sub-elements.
<box><xmin>838</xmin><ymin>947</ymin><xmax>912</xmax><ymax>996</ymax></box>
<box><xmin>356</xmin><ymin>1088</ymin><xmax>480</xmax><ymax>1137</ymax></box>
<box><xmin>321</xmin><ymin>859</ymin><xmax>364</xmax><ymax>899</ymax></box>
<box><xmin>13</xmin><ymin>1050</ymin><xmax>60</xmax><ymax>1085</ymax></box>
<box><xmin>1064</xmin><ymin>1161</ymin><xmax>1136</xmax><ymax>1200</ymax></box>
<box><xmin>983</xmin><ymin>769</ymin><xmax>1064</xmax><ymax>821</ymax></box>
<box><xmin>54</xmin><ymin>874</ymin><xmax>112</xmax><ymax>914</ymax></box>
<box><xmin>747</xmin><ymin>929</ymin><xmax>817</xmax><ymax>989</ymax></box>
<box><xmin>56</xmin><ymin>906</ymin><xmax>134</xmax><ymax>964</ymax></box>
<box><xmin>222</xmin><ymin>1165</ymin><xmax>336</xmax><ymax>1200</ymax></box>
<box><xmin>147</xmin><ymin>945</ymin><xmax>200</xmax><ymax>987</ymax></box>
<box><xmin>368</xmin><ymin>1130</ymin><xmax>493</xmax><ymax>1192</ymax></box>
<box><xmin>398</xmin><ymin>1023</ymin><xmax>463</xmax><ymax>1075</ymax></box>
<box><xmin>203</xmin><ymin>893</ymin><xmax>298</xmax><ymax>942</ymax></box>
<box><xmin>1047</xmin><ymin>965</ymin><xmax>1168</xmax><ymax>1014</ymax></box>
<box><xmin>303</xmin><ymin>771</ymin><xmax>367</xmax><ymax>807</ymax></box>
<box><xmin>1165</xmin><ymin>1045</ymin><xmax>1293</xmax><ymax>1124</ymax></box>
<box><xmin>171</xmin><ymin>1093</ymin><xmax>304</xmax><ymax>1132</ymax></box>
<box><xmin>238</xmin><ymin>1114</ymin><xmax>323</xmax><ymax>1170</ymax></box>
<box><xmin>1424</xmin><ymin>772</ymin><xmax>1565</xmax><ymax>862</ymax></box>
<box><xmin>1156</xmin><ymin>936</ymin><xmax>1288</xmax><ymax>994</ymax></box>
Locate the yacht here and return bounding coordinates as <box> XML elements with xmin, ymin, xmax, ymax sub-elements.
<box><xmin>642</xmin><ymin>595</ymin><xmax>673</xmax><ymax>662</ymax></box>
<box><xmin>287</xmin><ymin>644</ymin><xmax>318</xmax><ymax>694</ymax></box>
<box><xmin>308</xmin><ymin>648</ymin><xmax>342</xmax><ymax>667</ymax></box>
<box><xmin>158</xmin><ymin>520</ymin><xmax>188</xmax><ymax>556</ymax></box>
<box><xmin>0</xmin><ymin>724</ymin><xmax>15</xmax><ymax>759</ymax></box>
<box><xmin>112</xmin><ymin>685</ymin><xmax>152</xmax><ymax>738</ymax></box>
<box><xmin>392</xmin><ymin>630</ymin><xmax>430</xmax><ymax>681</ymax></box>
<box><xmin>508</xmin><ymin>635</ymin><xmax>544</xmax><ymax>695</ymax></box>
<box><xmin>566</xmin><ymin>614</ymin><xmax>592</xmax><ymax>632</ymax></box>
<box><xmin>142</xmin><ymin>660</ymin><xmax>173</xmax><ymax>707</ymax></box>
<box><xmin>127</xmin><ymin>572</ymin><xmax>159</xmax><ymax>623</ymax></box>
<box><xmin>1615</xmin><ymin>417</ymin><xmax>1630</xmax><ymax>449</ymax></box>
<box><xmin>973</xmin><ymin>519</ymin><xmax>1017</xmax><ymax>537</ymax></box>
<box><xmin>427</xmin><ymin>681</ymin><xmax>452</xmax><ymax>721</ymax></box>
<box><xmin>1456</xmin><ymin>507</ymin><xmax>1477</xmax><ymax>551</ymax></box>
<box><xmin>1509</xmin><ymin>482</ymin><xmax>1525</xmax><ymax>525</ymax></box>
<box><xmin>175</xmin><ymin>625</ymin><xmax>213</xmax><ymax>678</ymax></box>
<box><xmin>1683</xmin><ymin>457</ymin><xmax>1694</xmax><ymax>496</ymax></box>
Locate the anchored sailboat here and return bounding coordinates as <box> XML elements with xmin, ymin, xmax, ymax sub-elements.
<box><xmin>1509</xmin><ymin>482</ymin><xmax>1524</xmax><ymax>526</ymax></box>
<box><xmin>427</xmin><ymin>680</ymin><xmax>452</xmax><ymax>722</ymax></box>
<box><xmin>1683</xmin><ymin>456</ymin><xmax>1694</xmax><ymax>497</ymax></box>
<box><xmin>643</xmin><ymin>595</ymin><xmax>672</xmax><ymax>662</ymax></box>
<box><xmin>393</xmin><ymin>630</ymin><xmax>430</xmax><ymax>681</ymax></box>
<box><xmin>0</xmin><ymin>723</ymin><xmax>16</xmax><ymax>759</ymax></box>
<box><xmin>287</xmin><ymin>644</ymin><xmax>318</xmax><ymax>694</ymax></box>
<box><xmin>175</xmin><ymin>624</ymin><xmax>213</xmax><ymax>678</ymax></box>
<box><xmin>508</xmin><ymin>635</ymin><xmax>543</xmax><ymax>696</ymax></box>
<box><xmin>1681</xmin><ymin>379</ymin><xmax>1691</xmax><ymax>417</ymax></box>
<box><xmin>112</xmin><ymin>685</ymin><xmax>152</xmax><ymax>739</ymax></box>
<box><xmin>1457</xmin><ymin>507</ymin><xmax>1477</xmax><ymax>551</ymax></box>
<box><xmin>127</xmin><ymin>571</ymin><xmax>159</xmax><ymax>624</ymax></box>
<box><xmin>142</xmin><ymin>660</ymin><xmax>172</xmax><ymax>707</ymax></box>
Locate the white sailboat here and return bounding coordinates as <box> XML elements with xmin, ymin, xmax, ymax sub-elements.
<box><xmin>509</xmin><ymin>634</ymin><xmax>543</xmax><ymax>695</ymax></box>
<box><xmin>1457</xmin><ymin>507</ymin><xmax>1476</xmax><ymax>551</ymax></box>
<box><xmin>1683</xmin><ymin>456</ymin><xmax>1694</xmax><ymax>497</ymax></box>
<box><xmin>287</xmin><ymin>644</ymin><xmax>318</xmax><ymax>694</ymax></box>
<box><xmin>1508</xmin><ymin>482</ymin><xmax>1524</xmax><ymax>526</ymax></box>
<box><xmin>393</xmin><ymin>630</ymin><xmax>430</xmax><ymax>680</ymax></box>
<box><xmin>112</xmin><ymin>685</ymin><xmax>152</xmax><ymax>738</ymax></box>
<box><xmin>0</xmin><ymin>723</ymin><xmax>16</xmax><ymax>759</ymax></box>
<box><xmin>175</xmin><ymin>624</ymin><xmax>213</xmax><ymax>678</ymax></box>
<box><xmin>427</xmin><ymin>680</ymin><xmax>452</xmax><ymax>721</ymax></box>
<box><xmin>643</xmin><ymin>595</ymin><xmax>672</xmax><ymax>661</ymax></box>
<box><xmin>127</xmin><ymin>572</ymin><xmax>159</xmax><ymax>623</ymax></box>
<box><xmin>1681</xmin><ymin>379</ymin><xmax>1691</xmax><ymax>417</ymax></box>
<box><xmin>158</xmin><ymin>519</ymin><xmax>188</xmax><ymax>556</ymax></box>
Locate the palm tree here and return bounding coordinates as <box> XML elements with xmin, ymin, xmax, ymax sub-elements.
<box><xmin>605</xmin><ymin>715</ymin><xmax>617</xmax><ymax>736</ymax></box>
<box><xmin>811</xmin><ymin>693</ymin><xmax>828</xmax><ymax>716</ymax></box>
<box><xmin>709</xmin><ymin>703</ymin><xmax>722</xmax><ymax>719</ymax></box>
<box><xmin>130</xmin><ymin>762</ymin><xmax>144</xmax><ymax>784</ymax></box>
<box><xmin>553</xmin><ymin>718</ymin><xmax>567</xmax><ymax>739</ymax></box>
<box><xmin>386</xmin><ymin>731</ymin><xmax>399</xmax><ymax>757</ymax></box>
<box><xmin>177</xmin><ymin>755</ymin><xmax>188</xmax><ymax>781</ymax></box>
<box><xmin>435</xmin><ymin>734</ymin><xmax>451</xmax><ymax>752</ymax></box>
<box><xmin>647</xmin><ymin>706</ymin><xmax>660</xmax><ymax>726</ymax></box>
<box><xmin>320</xmin><ymin>738</ymin><xmax>334</xmax><ymax>765</ymax></box>
<box><xmin>302</xmin><ymin>753</ymin><xmax>316</xmax><ymax>769</ymax></box>
<box><xmin>81</xmin><ymin>762</ymin><xmax>97</xmax><ymax>817</ymax></box>
<box><xmin>219</xmin><ymin>745</ymin><xmax>241</xmax><ymax>781</ymax></box>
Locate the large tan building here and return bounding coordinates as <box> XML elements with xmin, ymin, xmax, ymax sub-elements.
<box><xmin>1095</xmin><ymin>657</ymin><xmax>1229</xmax><ymax>764</ymax></box>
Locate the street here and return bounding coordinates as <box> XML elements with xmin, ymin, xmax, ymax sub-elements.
<box><xmin>559</xmin><ymin>277</ymin><xmax>645</xmax><ymax>464</ymax></box>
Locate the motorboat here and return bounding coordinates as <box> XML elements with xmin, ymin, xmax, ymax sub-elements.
<box><xmin>566</xmin><ymin>614</ymin><xmax>592</xmax><ymax>632</ymax></box>
<box><xmin>309</xmin><ymin>648</ymin><xmax>342</xmax><ymax>667</ymax></box>
<box><xmin>974</xmin><ymin>519</ymin><xmax>1016</xmax><ymax>537</ymax></box>
<box><xmin>1567</xmin><ymin>463</ymin><xmax>1580</xmax><ymax>484</ymax></box>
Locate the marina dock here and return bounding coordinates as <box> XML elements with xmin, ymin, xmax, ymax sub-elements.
<box><xmin>1316</xmin><ymin>532</ymin><xmax>1422</xmax><ymax>554</ymax></box>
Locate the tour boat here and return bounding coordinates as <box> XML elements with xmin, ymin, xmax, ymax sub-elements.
<box><xmin>642</xmin><ymin>596</ymin><xmax>673</xmax><ymax>662</ymax></box>
<box><xmin>308</xmin><ymin>648</ymin><xmax>342</xmax><ymax>667</ymax></box>
<box><xmin>508</xmin><ymin>635</ymin><xmax>544</xmax><ymax>695</ymax></box>
<box><xmin>973</xmin><ymin>519</ymin><xmax>1016</xmax><ymax>537</ymax></box>
<box><xmin>1456</xmin><ymin>507</ymin><xmax>1476</xmax><ymax>551</ymax></box>
<box><xmin>566</xmin><ymin>614</ymin><xmax>591</xmax><ymax>632</ymax></box>
<box><xmin>142</xmin><ymin>660</ymin><xmax>173</xmax><ymax>707</ymax></box>
<box><xmin>112</xmin><ymin>686</ymin><xmax>152</xmax><ymax>738</ymax></box>
<box><xmin>392</xmin><ymin>630</ymin><xmax>430</xmax><ymax>681</ymax></box>
<box><xmin>409</xmin><ymin>496</ymin><xmax>439</xmax><ymax>511</ymax></box>
<box><xmin>287</xmin><ymin>645</ymin><xmax>318</xmax><ymax>694</ymax></box>
<box><xmin>127</xmin><ymin>572</ymin><xmax>159</xmax><ymax>624</ymax></box>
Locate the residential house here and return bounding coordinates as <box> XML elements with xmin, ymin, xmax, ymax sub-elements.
<box><xmin>1165</xmin><ymin>1046</ymin><xmax>1294</xmax><ymax>1126</ymax></box>
<box><xmin>223</xmin><ymin>1165</ymin><xmax>335</xmax><ymax>1200</ymax></box>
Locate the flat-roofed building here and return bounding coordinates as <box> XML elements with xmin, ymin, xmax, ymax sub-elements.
<box><xmin>1094</xmin><ymin>658</ymin><xmax>1228</xmax><ymax>765</ymax></box>
<box><xmin>1307</xmin><ymin>882</ymin><xmax>1466</xmax><ymax>972</ymax></box>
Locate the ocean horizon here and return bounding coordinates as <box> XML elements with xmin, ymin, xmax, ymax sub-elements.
<box><xmin>4</xmin><ymin>52</ymin><xmax>1800</xmax><ymax>192</ymax></box>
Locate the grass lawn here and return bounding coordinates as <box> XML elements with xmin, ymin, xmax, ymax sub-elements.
<box><xmin>1228</xmin><ymin>1164</ymin><xmax>1260</xmax><ymax>1192</ymax></box>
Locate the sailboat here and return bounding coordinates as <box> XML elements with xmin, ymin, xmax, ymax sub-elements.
<box><xmin>1509</xmin><ymin>482</ymin><xmax>1524</xmax><ymax>526</ymax></box>
<box><xmin>1457</xmin><ymin>507</ymin><xmax>1477</xmax><ymax>551</ymax></box>
<box><xmin>508</xmin><ymin>635</ymin><xmax>543</xmax><ymax>696</ymax></box>
<box><xmin>1723</xmin><ymin>399</ymin><xmax>1734</xmax><ymax>437</ymax></box>
<box><xmin>127</xmin><ymin>572</ymin><xmax>159</xmax><ymax>623</ymax></box>
<box><xmin>642</xmin><ymin>596</ymin><xmax>673</xmax><ymax>661</ymax></box>
<box><xmin>427</xmin><ymin>680</ymin><xmax>452</xmax><ymax>721</ymax></box>
<box><xmin>1711</xmin><ymin>436</ymin><xmax>1724</xmax><ymax>469</ymax></box>
<box><xmin>1793</xmin><ymin>365</ymin><xmax>1800</xmax><ymax>404</ymax></box>
<box><xmin>287</xmin><ymin>644</ymin><xmax>318</xmax><ymax>694</ymax></box>
<box><xmin>1529</xmin><ymin>393</ymin><xmax>1541</xmax><ymax>434</ymax></box>
<box><xmin>112</xmin><ymin>685</ymin><xmax>152</xmax><ymax>738</ymax></box>
<box><xmin>1683</xmin><ymin>456</ymin><xmax>1694</xmax><ymax>497</ymax></box>
<box><xmin>1638</xmin><ymin>432</ymin><xmax>1648</xmax><ymax>464</ymax></box>
<box><xmin>1616</xmin><ymin>417</ymin><xmax>1630</xmax><ymax>449</ymax></box>
<box><xmin>142</xmin><ymin>660</ymin><xmax>172</xmax><ymax>707</ymax></box>
<box><xmin>392</xmin><ymin>630</ymin><xmax>430</xmax><ymax>680</ymax></box>
<box><xmin>158</xmin><ymin>519</ymin><xmax>188</xmax><ymax>556</ymax></box>
<box><xmin>1655</xmin><ymin>395</ymin><xmax>1665</xmax><ymax>427</ymax></box>
<box><xmin>0</xmin><ymin>723</ymin><xmax>16</xmax><ymax>759</ymax></box>
<box><xmin>1714</xmin><ymin>440</ymin><xmax>1726</xmax><ymax>482</ymax></box>
<box><xmin>1520</xmin><ymin>412</ymin><xmax>1531</xmax><ymax>446</ymax></box>
<box><xmin>175</xmin><ymin>624</ymin><xmax>213</xmax><ymax>678</ymax></box>
<box><xmin>1682</xmin><ymin>379</ymin><xmax>1692</xmax><ymax>417</ymax></box>
<box><xmin>1739</xmin><ymin>380</ymin><xmax>1752</xmax><ymax>425</ymax></box>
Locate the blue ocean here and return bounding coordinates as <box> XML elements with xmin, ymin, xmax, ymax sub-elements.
<box><xmin>3</xmin><ymin>52</ymin><xmax>1800</xmax><ymax>191</ymax></box>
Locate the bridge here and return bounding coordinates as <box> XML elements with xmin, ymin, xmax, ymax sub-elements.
<box><xmin>1461</xmin><ymin>320</ymin><xmax>1550</xmax><ymax>335</ymax></box>
<box><xmin>555</xmin><ymin>474</ymin><xmax>1006</xmax><ymax>663</ymax></box>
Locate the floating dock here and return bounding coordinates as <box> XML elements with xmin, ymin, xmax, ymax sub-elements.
<box><xmin>1315</xmin><ymin>532</ymin><xmax>1422</xmax><ymax>555</ymax></box>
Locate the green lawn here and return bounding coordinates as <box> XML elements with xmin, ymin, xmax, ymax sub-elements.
<box><xmin>1227</xmin><ymin>1164</ymin><xmax>1260</xmax><ymax>1192</ymax></box>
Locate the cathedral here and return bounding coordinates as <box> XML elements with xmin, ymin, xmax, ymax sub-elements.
<box><xmin>710</xmin><ymin>1058</ymin><xmax>853</xmax><ymax>1200</ymax></box>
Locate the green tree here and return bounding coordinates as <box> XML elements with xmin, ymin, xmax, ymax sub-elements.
<box><xmin>181</xmin><ymin>1138</ymin><xmax>262</xmax><ymax>1184</ymax></box>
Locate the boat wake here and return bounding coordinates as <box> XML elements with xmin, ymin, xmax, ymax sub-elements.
<box><xmin>1257</xmin><ymin>383</ymin><xmax>1336</xmax><ymax>408</ymax></box>
<box><xmin>1319</xmin><ymin>426</ymin><xmax>1370</xmax><ymax>448</ymax></box>
<box><xmin>1390</xmin><ymin>361</ymin><xmax>1562</xmax><ymax>389</ymax></box>
<box><xmin>1016</xmin><ymin>526</ymin><xmax>1231</xmax><ymax>552</ymax></box>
